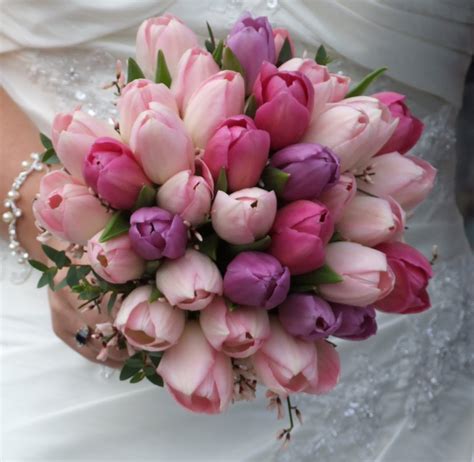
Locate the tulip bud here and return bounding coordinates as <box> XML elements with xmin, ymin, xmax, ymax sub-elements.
<box><xmin>87</xmin><ymin>233</ymin><xmax>145</xmax><ymax>284</ymax></box>
<box><xmin>129</xmin><ymin>106</ymin><xmax>195</xmax><ymax>185</ymax></box>
<box><xmin>200</xmin><ymin>296</ymin><xmax>270</xmax><ymax>358</ymax></box>
<box><xmin>172</xmin><ymin>47</ymin><xmax>220</xmax><ymax>112</ymax></box>
<box><xmin>115</xmin><ymin>286</ymin><xmax>185</xmax><ymax>351</ymax></box>
<box><xmin>336</xmin><ymin>193</ymin><xmax>405</xmax><ymax>247</ymax></box>
<box><xmin>184</xmin><ymin>70</ymin><xmax>245</xmax><ymax>148</ymax></box>
<box><xmin>52</xmin><ymin>110</ymin><xmax>120</xmax><ymax>180</ymax></box>
<box><xmin>117</xmin><ymin>79</ymin><xmax>178</xmax><ymax>142</ymax></box>
<box><xmin>129</xmin><ymin>207</ymin><xmax>188</xmax><ymax>260</ymax></box>
<box><xmin>269</xmin><ymin>200</ymin><xmax>333</xmax><ymax>275</ymax></box>
<box><xmin>252</xmin><ymin>318</ymin><xmax>317</xmax><ymax>396</ymax></box>
<box><xmin>328</xmin><ymin>73</ymin><xmax>350</xmax><ymax>102</ymax></box>
<box><xmin>279</xmin><ymin>294</ymin><xmax>342</xmax><ymax>340</ymax></box>
<box><xmin>373</xmin><ymin>92</ymin><xmax>424</xmax><ymax>155</ymax></box>
<box><xmin>318</xmin><ymin>173</ymin><xmax>356</xmax><ymax>223</ymax></box>
<box><xmin>304</xmin><ymin>339</ymin><xmax>340</xmax><ymax>395</ymax></box>
<box><xmin>155</xmin><ymin>249</ymin><xmax>223</xmax><ymax>311</ymax></box>
<box><xmin>273</xmin><ymin>28</ymin><xmax>295</xmax><ymax>61</ymax></box>
<box><xmin>202</xmin><ymin>116</ymin><xmax>270</xmax><ymax>192</ymax></box>
<box><xmin>32</xmin><ymin>171</ymin><xmax>110</xmax><ymax>245</ymax></box>
<box><xmin>319</xmin><ymin>242</ymin><xmax>395</xmax><ymax>306</ymax></box>
<box><xmin>254</xmin><ymin>62</ymin><xmax>314</xmax><ymax>149</ymax></box>
<box><xmin>157</xmin><ymin>321</ymin><xmax>233</xmax><ymax>414</ymax></box>
<box><xmin>356</xmin><ymin>152</ymin><xmax>436</xmax><ymax>211</ymax></box>
<box><xmin>135</xmin><ymin>14</ymin><xmax>198</xmax><ymax>79</ymax></box>
<box><xmin>156</xmin><ymin>170</ymin><xmax>213</xmax><ymax>226</ymax></box>
<box><xmin>211</xmin><ymin>188</ymin><xmax>277</xmax><ymax>245</ymax></box>
<box><xmin>269</xmin><ymin>142</ymin><xmax>340</xmax><ymax>201</ymax></box>
<box><xmin>83</xmin><ymin>137</ymin><xmax>151</xmax><ymax>210</ymax></box>
<box><xmin>331</xmin><ymin>304</ymin><xmax>377</xmax><ymax>340</ymax></box>
<box><xmin>223</xmin><ymin>251</ymin><xmax>290</xmax><ymax>310</ymax></box>
<box><xmin>375</xmin><ymin>242</ymin><xmax>433</xmax><ymax>314</ymax></box>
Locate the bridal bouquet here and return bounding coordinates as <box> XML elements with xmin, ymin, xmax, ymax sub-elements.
<box><xmin>29</xmin><ymin>12</ymin><xmax>436</xmax><ymax>438</ymax></box>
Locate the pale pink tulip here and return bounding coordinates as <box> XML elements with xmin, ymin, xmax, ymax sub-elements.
<box><xmin>200</xmin><ymin>296</ymin><xmax>270</xmax><ymax>358</ymax></box>
<box><xmin>319</xmin><ymin>242</ymin><xmax>395</xmax><ymax>306</ymax></box>
<box><xmin>115</xmin><ymin>286</ymin><xmax>185</xmax><ymax>351</ymax></box>
<box><xmin>211</xmin><ymin>188</ymin><xmax>277</xmax><ymax>245</ymax></box>
<box><xmin>52</xmin><ymin>110</ymin><xmax>119</xmax><ymax>180</ymax></box>
<box><xmin>318</xmin><ymin>173</ymin><xmax>356</xmax><ymax>223</ymax></box>
<box><xmin>183</xmin><ymin>71</ymin><xmax>245</xmax><ymax>148</ymax></box>
<box><xmin>32</xmin><ymin>170</ymin><xmax>110</xmax><ymax>245</ymax></box>
<box><xmin>135</xmin><ymin>14</ymin><xmax>198</xmax><ymax>79</ymax></box>
<box><xmin>304</xmin><ymin>340</ymin><xmax>340</xmax><ymax>395</ymax></box>
<box><xmin>117</xmin><ymin>79</ymin><xmax>178</xmax><ymax>142</ymax></box>
<box><xmin>157</xmin><ymin>321</ymin><xmax>233</xmax><ymax>414</ymax></box>
<box><xmin>155</xmin><ymin>249</ymin><xmax>223</xmax><ymax>311</ymax></box>
<box><xmin>355</xmin><ymin>152</ymin><xmax>437</xmax><ymax>211</ymax></box>
<box><xmin>328</xmin><ymin>73</ymin><xmax>350</xmax><ymax>102</ymax></box>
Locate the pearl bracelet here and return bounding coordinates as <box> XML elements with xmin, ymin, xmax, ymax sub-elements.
<box><xmin>2</xmin><ymin>153</ymin><xmax>45</xmax><ymax>265</ymax></box>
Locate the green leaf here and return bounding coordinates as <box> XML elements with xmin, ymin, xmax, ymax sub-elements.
<box><xmin>39</xmin><ymin>133</ymin><xmax>53</xmax><ymax>149</ymax></box>
<box><xmin>130</xmin><ymin>370</ymin><xmax>146</xmax><ymax>383</ymax></box>
<box><xmin>154</xmin><ymin>50</ymin><xmax>172</xmax><ymax>87</ymax></box>
<box><xmin>53</xmin><ymin>277</ymin><xmax>69</xmax><ymax>291</ymax></box>
<box><xmin>143</xmin><ymin>365</ymin><xmax>156</xmax><ymax>377</ymax></box>
<box><xmin>228</xmin><ymin>235</ymin><xmax>272</xmax><ymax>255</ymax></box>
<box><xmin>149</xmin><ymin>286</ymin><xmax>162</xmax><ymax>303</ymax></box>
<box><xmin>212</xmin><ymin>40</ymin><xmax>224</xmax><ymax>67</ymax></box>
<box><xmin>127</xmin><ymin>57</ymin><xmax>145</xmax><ymax>83</ymax></box>
<box><xmin>276</xmin><ymin>37</ymin><xmax>293</xmax><ymax>66</ymax></box>
<box><xmin>124</xmin><ymin>352</ymin><xmax>145</xmax><ymax>369</ymax></box>
<box><xmin>205</xmin><ymin>39</ymin><xmax>214</xmax><ymax>53</ymax></box>
<box><xmin>199</xmin><ymin>233</ymin><xmax>219</xmax><ymax>261</ymax></box>
<box><xmin>147</xmin><ymin>352</ymin><xmax>163</xmax><ymax>367</ymax></box>
<box><xmin>107</xmin><ymin>291</ymin><xmax>118</xmax><ymax>314</ymax></box>
<box><xmin>261</xmin><ymin>166</ymin><xmax>290</xmax><ymax>197</ymax></box>
<box><xmin>292</xmin><ymin>264</ymin><xmax>343</xmax><ymax>288</ymax></box>
<box><xmin>244</xmin><ymin>95</ymin><xmax>258</xmax><ymax>118</ymax></box>
<box><xmin>132</xmin><ymin>184</ymin><xmax>157</xmax><ymax>211</ymax></box>
<box><xmin>41</xmin><ymin>148</ymin><xmax>60</xmax><ymax>165</ymax></box>
<box><xmin>144</xmin><ymin>260</ymin><xmax>161</xmax><ymax>276</ymax></box>
<box><xmin>37</xmin><ymin>267</ymin><xmax>58</xmax><ymax>289</ymax></box>
<box><xmin>215</xmin><ymin>167</ymin><xmax>228</xmax><ymax>193</ymax></box>
<box><xmin>315</xmin><ymin>45</ymin><xmax>331</xmax><ymax>66</ymax></box>
<box><xmin>99</xmin><ymin>211</ymin><xmax>130</xmax><ymax>243</ymax></box>
<box><xmin>146</xmin><ymin>373</ymin><xmax>164</xmax><ymax>387</ymax></box>
<box><xmin>345</xmin><ymin>67</ymin><xmax>388</xmax><ymax>98</ymax></box>
<box><xmin>119</xmin><ymin>364</ymin><xmax>141</xmax><ymax>381</ymax></box>
<box><xmin>329</xmin><ymin>231</ymin><xmax>344</xmax><ymax>243</ymax></box>
<box><xmin>41</xmin><ymin>244</ymin><xmax>71</xmax><ymax>268</ymax></box>
<box><xmin>222</xmin><ymin>47</ymin><xmax>244</xmax><ymax>77</ymax></box>
<box><xmin>206</xmin><ymin>21</ymin><xmax>216</xmax><ymax>52</ymax></box>
<box><xmin>28</xmin><ymin>259</ymin><xmax>49</xmax><ymax>272</ymax></box>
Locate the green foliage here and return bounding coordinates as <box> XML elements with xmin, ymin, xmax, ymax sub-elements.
<box><xmin>205</xmin><ymin>21</ymin><xmax>216</xmax><ymax>53</ymax></box>
<box><xmin>276</xmin><ymin>38</ymin><xmax>293</xmax><ymax>66</ymax></box>
<box><xmin>132</xmin><ymin>185</ymin><xmax>157</xmax><ymax>211</ymax></box>
<box><xmin>99</xmin><ymin>211</ymin><xmax>130</xmax><ymax>243</ymax></box>
<box><xmin>119</xmin><ymin>351</ymin><xmax>164</xmax><ymax>387</ymax></box>
<box><xmin>261</xmin><ymin>167</ymin><xmax>290</xmax><ymax>197</ymax></box>
<box><xmin>127</xmin><ymin>57</ymin><xmax>145</xmax><ymax>83</ymax></box>
<box><xmin>291</xmin><ymin>264</ymin><xmax>343</xmax><ymax>292</ymax></box>
<box><xmin>244</xmin><ymin>95</ymin><xmax>258</xmax><ymax>118</ymax></box>
<box><xmin>41</xmin><ymin>244</ymin><xmax>71</xmax><ymax>268</ymax></box>
<box><xmin>222</xmin><ymin>47</ymin><xmax>244</xmax><ymax>77</ymax></box>
<box><xmin>215</xmin><ymin>167</ymin><xmax>228</xmax><ymax>193</ymax></box>
<box><xmin>212</xmin><ymin>40</ymin><xmax>224</xmax><ymax>67</ymax></box>
<box><xmin>155</xmin><ymin>50</ymin><xmax>172</xmax><ymax>87</ymax></box>
<box><xmin>315</xmin><ymin>45</ymin><xmax>331</xmax><ymax>65</ymax></box>
<box><xmin>345</xmin><ymin>67</ymin><xmax>388</xmax><ymax>98</ymax></box>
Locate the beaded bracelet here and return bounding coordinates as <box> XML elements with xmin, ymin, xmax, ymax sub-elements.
<box><xmin>2</xmin><ymin>153</ymin><xmax>45</xmax><ymax>265</ymax></box>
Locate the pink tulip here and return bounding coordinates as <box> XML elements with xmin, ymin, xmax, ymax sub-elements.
<box><xmin>375</xmin><ymin>242</ymin><xmax>433</xmax><ymax>314</ymax></box>
<box><xmin>252</xmin><ymin>318</ymin><xmax>317</xmax><ymax>396</ymax></box>
<box><xmin>129</xmin><ymin>106</ymin><xmax>194</xmax><ymax>185</ymax></box>
<box><xmin>303</xmin><ymin>96</ymin><xmax>398</xmax><ymax>171</ymax></box>
<box><xmin>171</xmin><ymin>47</ymin><xmax>220</xmax><ymax>113</ymax></box>
<box><xmin>200</xmin><ymin>296</ymin><xmax>270</xmax><ymax>358</ymax></box>
<box><xmin>356</xmin><ymin>152</ymin><xmax>436</xmax><ymax>211</ymax></box>
<box><xmin>117</xmin><ymin>79</ymin><xmax>178</xmax><ymax>142</ymax></box>
<box><xmin>318</xmin><ymin>173</ymin><xmax>356</xmax><ymax>223</ymax></box>
<box><xmin>253</xmin><ymin>62</ymin><xmax>314</xmax><ymax>149</ymax></box>
<box><xmin>269</xmin><ymin>200</ymin><xmax>333</xmax><ymax>275</ymax></box>
<box><xmin>155</xmin><ymin>249</ymin><xmax>223</xmax><ymax>311</ymax></box>
<box><xmin>279</xmin><ymin>58</ymin><xmax>333</xmax><ymax>117</ymax></box>
<box><xmin>202</xmin><ymin>115</ymin><xmax>270</xmax><ymax>192</ymax></box>
<box><xmin>87</xmin><ymin>232</ymin><xmax>145</xmax><ymax>284</ymax></box>
<box><xmin>157</xmin><ymin>321</ymin><xmax>233</xmax><ymax>414</ymax></box>
<box><xmin>32</xmin><ymin>170</ymin><xmax>110</xmax><ymax>245</ymax></box>
<box><xmin>273</xmin><ymin>28</ymin><xmax>295</xmax><ymax>60</ymax></box>
<box><xmin>319</xmin><ymin>242</ymin><xmax>395</xmax><ymax>306</ymax></box>
<box><xmin>336</xmin><ymin>193</ymin><xmax>405</xmax><ymax>247</ymax></box>
<box><xmin>183</xmin><ymin>70</ymin><xmax>245</xmax><ymax>148</ymax></box>
<box><xmin>135</xmin><ymin>14</ymin><xmax>198</xmax><ymax>79</ymax></box>
<box><xmin>115</xmin><ymin>286</ymin><xmax>185</xmax><ymax>351</ymax></box>
<box><xmin>304</xmin><ymin>340</ymin><xmax>340</xmax><ymax>395</ymax></box>
<box><xmin>156</xmin><ymin>169</ymin><xmax>213</xmax><ymax>226</ymax></box>
<box><xmin>51</xmin><ymin>110</ymin><xmax>119</xmax><ymax>180</ymax></box>
<box><xmin>328</xmin><ymin>73</ymin><xmax>351</xmax><ymax>102</ymax></box>
<box><xmin>211</xmin><ymin>188</ymin><xmax>277</xmax><ymax>245</ymax></box>
<box><xmin>373</xmin><ymin>92</ymin><xmax>424</xmax><ymax>155</ymax></box>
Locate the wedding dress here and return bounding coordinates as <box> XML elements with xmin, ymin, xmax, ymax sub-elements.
<box><xmin>1</xmin><ymin>1</ymin><xmax>473</xmax><ymax>461</ymax></box>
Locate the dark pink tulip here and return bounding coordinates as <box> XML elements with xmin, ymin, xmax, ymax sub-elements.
<box><xmin>202</xmin><ymin>115</ymin><xmax>270</xmax><ymax>192</ymax></box>
<box><xmin>253</xmin><ymin>62</ymin><xmax>314</xmax><ymax>149</ymax></box>
<box><xmin>83</xmin><ymin>137</ymin><xmax>150</xmax><ymax>210</ymax></box>
<box><xmin>269</xmin><ymin>200</ymin><xmax>333</xmax><ymax>275</ymax></box>
<box><xmin>331</xmin><ymin>304</ymin><xmax>377</xmax><ymax>340</ymax></box>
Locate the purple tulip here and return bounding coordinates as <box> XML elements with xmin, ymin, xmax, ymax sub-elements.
<box><xmin>129</xmin><ymin>207</ymin><xmax>188</xmax><ymax>260</ymax></box>
<box><xmin>270</xmin><ymin>143</ymin><xmax>340</xmax><ymax>201</ymax></box>
<box><xmin>331</xmin><ymin>304</ymin><xmax>377</xmax><ymax>340</ymax></box>
<box><xmin>227</xmin><ymin>12</ymin><xmax>276</xmax><ymax>93</ymax></box>
<box><xmin>278</xmin><ymin>294</ymin><xmax>342</xmax><ymax>340</ymax></box>
<box><xmin>83</xmin><ymin>137</ymin><xmax>150</xmax><ymax>210</ymax></box>
<box><xmin>223</xmin><ymin>251</ymin><xmax>290</xmax><ymax>310</ymax></box>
